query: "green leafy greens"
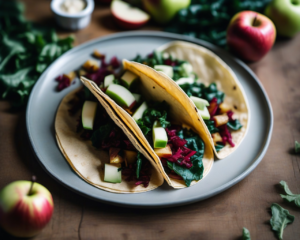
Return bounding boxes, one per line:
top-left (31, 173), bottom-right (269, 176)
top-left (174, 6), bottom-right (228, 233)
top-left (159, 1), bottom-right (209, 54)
top-left (227, 119), bottom-right (243, 131)
top-left (91, 123), bottom-right (114, 148)
top-left (242, 227), bottom-right (251, 240)
top-left (136, 152), bottom-right (142, 178)
top-left (136, 101), bottom-right (171, 137)
top-left (279, 181), bottom-right (300, 207)
top-left (295, 141), bottom-right (300, 153)
top-left (164, 0), bottom-right (272, 47)
top-left (270, 203), bottom-right (295, 240)
top-left (0, 1), bottom-right (73, 107)
top-left (168, 129), bottom-right (204, 187)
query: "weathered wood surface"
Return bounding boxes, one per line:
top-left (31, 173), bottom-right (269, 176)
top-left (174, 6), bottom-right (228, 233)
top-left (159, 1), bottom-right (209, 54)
top-left (0, 0), bottom-right (300, 239)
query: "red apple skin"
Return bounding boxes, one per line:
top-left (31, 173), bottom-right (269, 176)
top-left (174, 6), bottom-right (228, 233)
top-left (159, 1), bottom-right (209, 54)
top-left (0, 181), bottom-right (54, 238)
top-left (227, 11), bottom-right (276, 62)
top-left (112, 11), bottom-right (149, 30)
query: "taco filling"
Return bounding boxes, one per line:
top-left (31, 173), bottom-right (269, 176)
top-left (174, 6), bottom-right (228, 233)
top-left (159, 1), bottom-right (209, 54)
top-left (132, 51), bottom-right (243, 151)
top-left (81, 70), bottom-right (205, 186)
top-left (67, 87), bottom-right (152, 187)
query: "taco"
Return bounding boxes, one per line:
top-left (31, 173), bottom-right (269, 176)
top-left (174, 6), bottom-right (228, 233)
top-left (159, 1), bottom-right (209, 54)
top-left (55, 87), bottom-right (164, 193)
top-left (81, 60), bottom-right (214, 188)
top-left (133, 41), bottom-right (250, 159)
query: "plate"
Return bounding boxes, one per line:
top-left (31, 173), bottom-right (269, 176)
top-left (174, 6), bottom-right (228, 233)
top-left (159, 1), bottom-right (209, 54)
top-left (26, 31), bottom-right (273, 208)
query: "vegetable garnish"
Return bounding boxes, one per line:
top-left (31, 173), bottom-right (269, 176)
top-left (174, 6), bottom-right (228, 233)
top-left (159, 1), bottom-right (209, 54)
top-left (163, 0), bottom-right (272, 47)
top-left (270, 203), bottom-right (294, 240)
top-left (279, 181), bottom-right (300, 207)
top-left (242, 227), bottom-right (251, 240)
top-left (295, 141), bottom-right (300, 153)
top-left (0, 1), bottom-right (73, 107)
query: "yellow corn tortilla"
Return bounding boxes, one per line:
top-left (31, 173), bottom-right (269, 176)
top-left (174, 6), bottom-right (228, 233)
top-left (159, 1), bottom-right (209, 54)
top-left (81, 59), bottom-right (214, 189)
top-left (55, 88), bottom-right (164, 193)
top-left (156, 41), bottom-right (250, 159)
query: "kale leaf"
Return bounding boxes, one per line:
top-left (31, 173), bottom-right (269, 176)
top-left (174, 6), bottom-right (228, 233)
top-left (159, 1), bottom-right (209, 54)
top-left (179, 82), bottom-right (225, 104)
top-left (279, 181), bottom-right (300, 207)
top-left (242, 227), bottom-right (251, 240)
top-left (204, 120), bottom-right (219, 134)
top-left (270, 203), bottom-right (294, 240)
top-left (137, 101), bottom-right (171, 137)
top-left (164, 0), bottom-right (272, 47)
top-left (0, 1), bottom-right (73, 107)
top-left (168, 129), bottom-right (204, 187)
top-left (295, 141), bottom-right (300, 153)
top-left (136, 152), bottom-right (142, 178)
top-left (91, 123), bottom-right (114, 148)
top-left (215, 143), bottom-right (224, 152)
top-left (227, 119), bottom-right (243, 131)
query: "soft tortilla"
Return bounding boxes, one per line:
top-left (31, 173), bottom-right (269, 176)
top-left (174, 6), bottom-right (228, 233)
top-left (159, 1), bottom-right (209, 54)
top-left (55, 88), bottom-right (164, 193)
top-left (156, 41), bottom-right (250, 159)
top-left (81, 60), bottom-right (214, 189)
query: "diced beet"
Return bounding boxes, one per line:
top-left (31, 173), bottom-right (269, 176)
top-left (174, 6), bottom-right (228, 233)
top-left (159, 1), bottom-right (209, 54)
top-left (219, 124), bottom-right (235, 147)
top-left (208, 97), bottom-right (219, 118)
top-left (55, 75), bottom-right (71, 91)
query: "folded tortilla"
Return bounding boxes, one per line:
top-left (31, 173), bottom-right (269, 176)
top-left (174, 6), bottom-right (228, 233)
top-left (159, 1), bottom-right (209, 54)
top-left (55, 88), bottom-right (164, 193)
top-left (81, 60), bottom-right (214, 189)
top-left (156, 41), bottom-right (250, 159)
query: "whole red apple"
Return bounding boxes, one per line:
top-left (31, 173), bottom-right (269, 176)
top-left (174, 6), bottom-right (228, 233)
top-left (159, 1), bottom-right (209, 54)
top-left (227, 11), bottom-right (276, 62)
top-left (0, 178), bottom-right (54, 237)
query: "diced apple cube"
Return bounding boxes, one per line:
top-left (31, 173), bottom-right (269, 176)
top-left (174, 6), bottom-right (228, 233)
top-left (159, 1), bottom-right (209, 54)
top-left (219, 102), bottom-right (232, 114)
top-left (212, 132), bottom-right (222, 145)
top-left (121, 71), bottom-right (139, 89)
top-left (213, 114), bottom-right (229, 127)
top-left (83, 59), bottom-right (99, 72)
top-left (154, 144), bottom-right (172, 158)
top-left (109, 148), bottom-right (124, 164)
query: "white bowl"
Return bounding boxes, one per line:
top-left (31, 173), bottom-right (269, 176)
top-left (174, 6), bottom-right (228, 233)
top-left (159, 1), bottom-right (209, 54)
top-left (51, 0), bottom-right (94, 30)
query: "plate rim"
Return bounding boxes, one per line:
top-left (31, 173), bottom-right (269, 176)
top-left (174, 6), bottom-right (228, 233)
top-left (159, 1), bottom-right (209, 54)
top-left (26, 31), bottom-right (273, 208)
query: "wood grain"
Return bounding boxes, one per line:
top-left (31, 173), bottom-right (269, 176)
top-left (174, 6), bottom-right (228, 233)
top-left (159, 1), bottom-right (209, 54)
top-left (0, 0), bottom-right (300, 239)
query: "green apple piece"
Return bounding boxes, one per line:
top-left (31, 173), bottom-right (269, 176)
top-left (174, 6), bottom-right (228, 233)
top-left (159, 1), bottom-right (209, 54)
top-left (104, 74), bottom-right (115, 88)
top-left (143, 0), bottom-right (191, 24)
top-left (121, 70), bottom-right (139, 89)
top-left (106, 84), bottom-right (136, 108)
top-left (265, 0), bottom-right (300, 37)
top-left (152, 121), bottom-right (168, 148)
top-left (104, 164), bottom-right (122, 183)
top-left (132, 101), bottom-right (148, 121)
top-left (154, 65), bottom-right (174, 78)
top-left (133, 93), bottom-right (141, 103)
top-left (82, 101), bottom-right (97, 130)
top-left (176, 77), bottom-right (195, 85)
top-left (190, 96), bottom-right (209, 110)
top-left (198, 106), bottom-right (210, 120)
top-left (180, 62), bottom-right (193, 77)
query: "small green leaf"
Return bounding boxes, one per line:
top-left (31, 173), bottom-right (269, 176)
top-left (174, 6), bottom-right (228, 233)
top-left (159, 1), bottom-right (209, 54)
top-left (279, 181), bottom-right (300, 207)
top-left (90, 123), bottom-right (114, 148)
top-left (295, 141), bottom-right (300, 153)
top-left (227, 119), bottom-right (243, 131)
top-left (270, 203), bottom-right (294, 240)
top-left (242, 227), bottom-right (251, 240)
top-left (136, 152), bottom-right (142, 178)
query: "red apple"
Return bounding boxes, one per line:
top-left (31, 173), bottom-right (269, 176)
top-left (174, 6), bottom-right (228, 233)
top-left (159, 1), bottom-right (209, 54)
top-left (0, 178), bottom-right (54, 237)
top-left (111, 0), bottom-right (150, 29)
top-left (227, 11), bottom-right (276, 62)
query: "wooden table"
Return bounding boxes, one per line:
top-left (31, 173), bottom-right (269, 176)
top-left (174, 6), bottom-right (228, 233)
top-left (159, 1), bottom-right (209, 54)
top-left (1, 1), bottom-right (300, 239)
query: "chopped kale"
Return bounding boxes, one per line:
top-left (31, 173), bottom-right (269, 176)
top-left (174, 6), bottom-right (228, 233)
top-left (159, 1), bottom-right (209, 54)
top-left (227, 119), bottom-right (243, 131)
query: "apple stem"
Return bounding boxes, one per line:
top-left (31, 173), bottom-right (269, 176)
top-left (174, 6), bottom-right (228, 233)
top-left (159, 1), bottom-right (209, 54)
top-left (28, 175), bottom-right (37, 196)
top-left (253, 15), bottom-right (257, 26)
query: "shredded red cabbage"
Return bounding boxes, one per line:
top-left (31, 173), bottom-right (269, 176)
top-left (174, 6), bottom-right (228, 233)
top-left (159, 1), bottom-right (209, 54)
top-left (219, 124), bottom-right (235, 147)
top-left (164, 127), bottom-right (196, 169)
top-left (208, 97), bottom-right (219, 118)
top-left (227, 110), bottom-right (234, 121)
top-left (56, 75), bottom-right (72, 91)
top-left (122, 161), bottom-right (151, 187)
